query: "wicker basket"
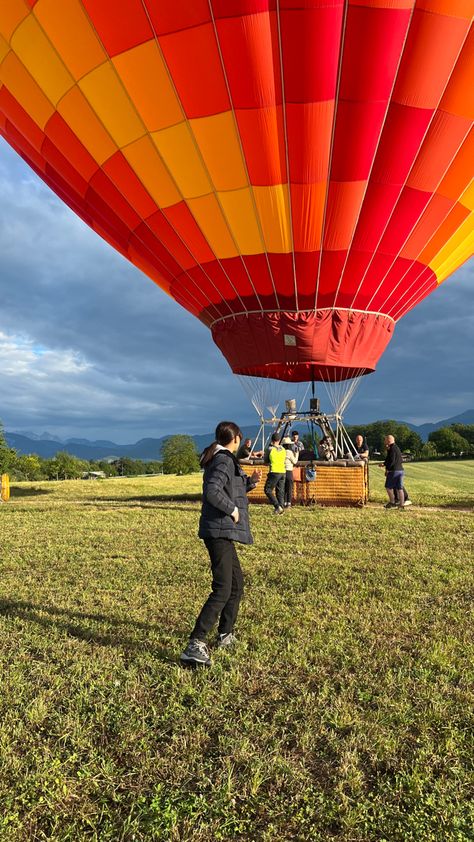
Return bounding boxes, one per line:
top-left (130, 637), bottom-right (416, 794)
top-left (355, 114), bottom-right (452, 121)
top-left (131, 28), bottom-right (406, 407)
top-left (243, 465), bottom-right (270, 504)
top-left (309, 463), bottom-right (367, 506)
top-left (241, 462), bottom-right (368, 507)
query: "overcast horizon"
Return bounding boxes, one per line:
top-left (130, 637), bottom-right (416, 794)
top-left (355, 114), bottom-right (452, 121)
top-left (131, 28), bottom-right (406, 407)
top-left (1, 140), bottom-right (473, 445)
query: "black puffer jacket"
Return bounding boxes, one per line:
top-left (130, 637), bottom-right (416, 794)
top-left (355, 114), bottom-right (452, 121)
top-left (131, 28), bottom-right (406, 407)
top-left (384, 443), bottom-right (403, 472)
top-left (198, 449), bottom-right (256, 544)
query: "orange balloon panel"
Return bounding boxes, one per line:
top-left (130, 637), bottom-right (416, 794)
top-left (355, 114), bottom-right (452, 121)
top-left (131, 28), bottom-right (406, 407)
top-left (0, 0), bottom-right (473, 382)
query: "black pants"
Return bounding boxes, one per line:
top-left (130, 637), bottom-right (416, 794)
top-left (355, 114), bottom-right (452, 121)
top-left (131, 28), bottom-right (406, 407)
top-left (284, 470), bottom-right (294, 505)
top-left (264, 472), bottom-right (285, 509)
top-left (191, 537), bottom-right (244, 641)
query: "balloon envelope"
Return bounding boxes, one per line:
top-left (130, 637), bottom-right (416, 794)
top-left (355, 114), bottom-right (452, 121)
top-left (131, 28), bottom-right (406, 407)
top-left (1, 0), bottom-right (473, 381)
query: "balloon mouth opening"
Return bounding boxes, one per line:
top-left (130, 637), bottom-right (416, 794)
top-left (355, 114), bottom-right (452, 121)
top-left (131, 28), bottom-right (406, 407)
top-left (231, 363), bottom-right (374, 383)
top-left (211, 308), bottom-right (394, 384)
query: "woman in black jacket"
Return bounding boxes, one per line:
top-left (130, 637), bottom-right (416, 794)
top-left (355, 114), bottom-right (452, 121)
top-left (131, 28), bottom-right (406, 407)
top-left (180, 421), bottom-right (261, 668)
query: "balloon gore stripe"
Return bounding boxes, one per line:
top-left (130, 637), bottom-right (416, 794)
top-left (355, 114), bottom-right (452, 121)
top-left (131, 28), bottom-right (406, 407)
top-left (0, 0), bottom-right (472, 383)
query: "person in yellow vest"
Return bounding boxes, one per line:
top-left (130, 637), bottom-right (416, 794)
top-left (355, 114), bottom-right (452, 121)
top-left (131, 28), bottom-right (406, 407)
top-left (264, 432), bottom-right (286, 514)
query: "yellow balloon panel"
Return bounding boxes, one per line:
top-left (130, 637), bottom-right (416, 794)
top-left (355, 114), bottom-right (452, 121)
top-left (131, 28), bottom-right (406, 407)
top-left (34, 0), bottom-right (106, 81)
top-left (152, 123), bottom-right (212, 200)
top-left (112, 40), bottom-right (182, 133)
top-left (0, 0), bottom-right (28, 43)
top-left (79, 61), bottom-right (145, 148)
top-left (460, 180), bottom-right (474, 212)
top-left (431, 214), bottom-right (474, 278)
top-left (57, 85), bottom-right (117, 164)
top-left (0, 35), bottom-right (9, 64)
top-left (1, 50), bottom-right (54, 129)
top-left (190, 112), bottom-right (248, 192)
top-left (11, 15), bottom-right (73, 105)
top-left (218, 188), bottom-right (264, 255)
top-left (123, 135), bottom-right (181, 208)
top-left (253, 185), bottom-right (292, 254)
top-left (187, 194), bottom-right (239, 259)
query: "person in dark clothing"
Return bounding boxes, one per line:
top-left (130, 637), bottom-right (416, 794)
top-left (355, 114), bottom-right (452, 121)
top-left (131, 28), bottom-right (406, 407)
top-left (237, 438), bottom-right (263, 460)
top-left (396, 484), bottom-right (412, 507)
top-left (379, 435), bottom-right (406, 508)
top-left (354, 434), bottom-right (369, 459)
top-left (180, 421), bottom-right (261, 668)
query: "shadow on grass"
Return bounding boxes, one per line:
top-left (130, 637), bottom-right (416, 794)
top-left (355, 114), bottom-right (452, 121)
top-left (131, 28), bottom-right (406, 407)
top-left (81, 494), bottom-right (201, 509)
top-left (433, 500), bottom-right (474, 510)
top-left (368, 499), bottom-right (474, 511)
top-left (0, 598), bottom-right (180, 663)
top-left (9, 487), bottom-right (52, 498)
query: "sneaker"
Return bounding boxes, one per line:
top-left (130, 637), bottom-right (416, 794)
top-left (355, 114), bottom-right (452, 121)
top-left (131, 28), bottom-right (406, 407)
top-left (217, 632), bottom-right (238, 649)
top-left (384, 502), bottom-right (398, 509)
top-left (180, 638), bottom-right (211, 668)
top-left (401, 499), bottom-right (413, 507)
top-left (273, 506), bottom-right (284, 515)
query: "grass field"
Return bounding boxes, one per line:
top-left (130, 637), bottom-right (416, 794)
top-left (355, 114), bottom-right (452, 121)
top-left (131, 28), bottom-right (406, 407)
top-left (0, 462), bottom-right (473, 841)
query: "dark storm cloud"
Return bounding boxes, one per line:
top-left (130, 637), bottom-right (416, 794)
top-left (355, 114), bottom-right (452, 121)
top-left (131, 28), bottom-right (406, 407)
top-left (347, 263), bottom-right (474, 426)
top-left (0, 141), bottom-right (246, 440)
top-left (0, 140), bottom-right (473, 440)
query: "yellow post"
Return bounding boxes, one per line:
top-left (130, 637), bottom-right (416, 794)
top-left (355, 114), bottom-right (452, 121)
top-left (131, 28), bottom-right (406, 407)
top-left (1, 474), bottom-right (10, 502)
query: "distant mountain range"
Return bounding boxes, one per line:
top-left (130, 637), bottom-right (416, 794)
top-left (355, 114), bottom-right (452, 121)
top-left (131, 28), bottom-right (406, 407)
top-left (4, 410), bottom-right (474, 460)
top-left (4, 429), bottom-right (262, 461)
top-left (401, 410), bottom-right (474, 440)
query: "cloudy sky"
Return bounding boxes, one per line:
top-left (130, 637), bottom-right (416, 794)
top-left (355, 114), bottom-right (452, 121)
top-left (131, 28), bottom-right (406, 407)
top-left (1, 139), bottom-right (473, 443)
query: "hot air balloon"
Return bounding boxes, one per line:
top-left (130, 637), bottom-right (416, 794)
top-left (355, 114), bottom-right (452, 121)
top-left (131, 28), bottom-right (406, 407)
top-left (0, 1), bottom-right (473, 414)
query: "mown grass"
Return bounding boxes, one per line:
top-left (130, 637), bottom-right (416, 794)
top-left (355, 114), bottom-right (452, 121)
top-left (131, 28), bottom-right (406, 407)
top-left (0, 465), bottom-right (473, 841)
top-left (368, 459), bottom-right (474, 508)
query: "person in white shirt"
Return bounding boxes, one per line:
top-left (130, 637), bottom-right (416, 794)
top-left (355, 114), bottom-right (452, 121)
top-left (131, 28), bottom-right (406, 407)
top-left (291, 430), bottom-right (304, 454)
top-left (282, 436), bottom-right (299, 508)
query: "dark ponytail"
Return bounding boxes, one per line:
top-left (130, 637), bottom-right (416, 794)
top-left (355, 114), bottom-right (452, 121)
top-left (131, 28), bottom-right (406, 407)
top-left (200, 421), bottom-right (243, 467)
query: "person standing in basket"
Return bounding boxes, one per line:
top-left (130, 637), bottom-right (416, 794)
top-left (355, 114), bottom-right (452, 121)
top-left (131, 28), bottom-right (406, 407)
top-left (264, 432), bottom-right (286, 514)
top-left (282, 436), bottom-right (298, 508)
top-left (180, 421), bottom-right (261, 669)
top-left (236, 437), bottom-right (263, 460)
top-left (291, 430), bottom-right (304, 454)
top-left (353, 434), bottom-right (369, 459)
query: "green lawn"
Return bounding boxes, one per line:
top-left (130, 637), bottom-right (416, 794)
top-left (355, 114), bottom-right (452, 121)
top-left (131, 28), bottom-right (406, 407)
top-left (368, 459), bottom-right (474, 508)
top-left (0, 466), bottom-right (473, 840)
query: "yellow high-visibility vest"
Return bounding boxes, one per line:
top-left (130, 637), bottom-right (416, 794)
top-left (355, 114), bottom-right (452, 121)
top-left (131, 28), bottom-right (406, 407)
top-left (269, 446), bottom-right (286, 473)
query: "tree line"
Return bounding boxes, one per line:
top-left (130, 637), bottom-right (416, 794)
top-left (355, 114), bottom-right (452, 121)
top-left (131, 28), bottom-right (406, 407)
top-left (0, 428), bottom-right (200, 480)
top-left (1, 422), bottom-right (474, 481)
top-left (343, 421), bottom-right (474, 458)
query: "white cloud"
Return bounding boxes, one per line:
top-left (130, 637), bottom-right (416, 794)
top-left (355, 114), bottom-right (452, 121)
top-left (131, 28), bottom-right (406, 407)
top-left (0, 332), bottom-right (91, 377)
